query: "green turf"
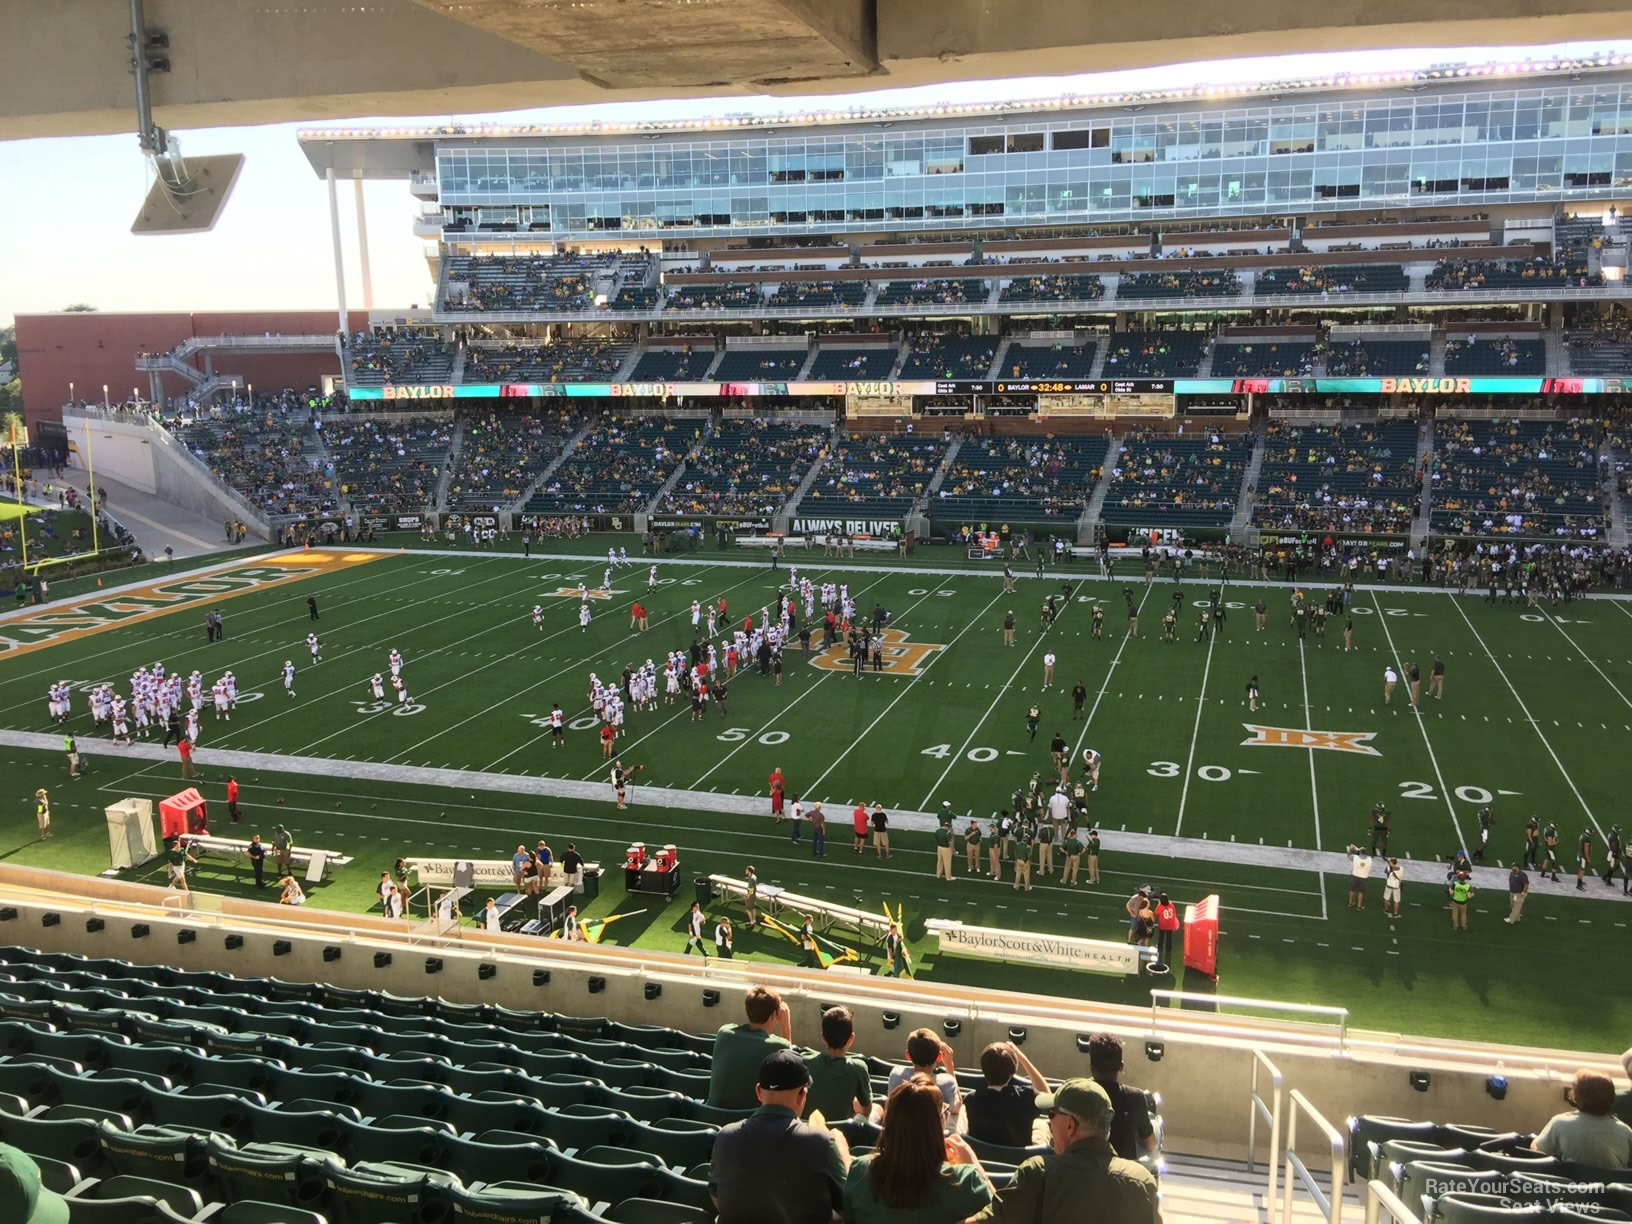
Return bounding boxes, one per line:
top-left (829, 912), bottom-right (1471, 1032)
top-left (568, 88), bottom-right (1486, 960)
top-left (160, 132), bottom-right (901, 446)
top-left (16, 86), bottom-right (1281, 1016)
top-left (3, 540), bottom-right (1630, 1053)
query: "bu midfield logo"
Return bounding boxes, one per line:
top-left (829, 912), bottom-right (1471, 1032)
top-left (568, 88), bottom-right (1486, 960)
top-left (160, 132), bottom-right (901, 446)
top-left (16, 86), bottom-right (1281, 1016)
top-left (810, 628), bottom-right (946, 677)
top-left (544, 587), bottom-right (615, 600)
top-left (1241, 724), bottom-right (1381, 756)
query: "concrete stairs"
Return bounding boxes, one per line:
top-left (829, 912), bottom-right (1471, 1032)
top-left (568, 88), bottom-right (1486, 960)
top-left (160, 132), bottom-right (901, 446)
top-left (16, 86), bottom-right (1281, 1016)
top-left (1089, 340), bottom-right (1110, 380)
top-left (988, 337), bottom-right (1015, 381)
top-left (433, 419), bottom-right (464, 510)
top-left (1229, 429), bottom-right (1266, 539)
top-left (1542, 315), bottom-right (1569, 377)
top-left (1604, 441), bottom-right (1628, 549)
top-left (644, 418), bottom-right (715, 514)
top-left (1428, 330), bottom-right (1448, 378)
top-left (509, 420), bottom-right (593, 512)
top-left (1159, 1150), bottom-right (1359, 1224)
top-left (611, 345), bottom-right (643, 382)
top-left (449, 345), bottom-right (468, 386)
top-left (1413, 418), bottom-right (1436, 547)
top-left (794, 344), bottom-right (820, 381)
top-left (1084, 427), bottom-right (1123, 531)
top-left (783, 423), bottom-right (841, 516)
top-left (1407, 264), bottom-right (1430, 296)
top-left (925, 436), bottom-right (964, 500)
top-left (1196, 341), bottom-right (1217, 379)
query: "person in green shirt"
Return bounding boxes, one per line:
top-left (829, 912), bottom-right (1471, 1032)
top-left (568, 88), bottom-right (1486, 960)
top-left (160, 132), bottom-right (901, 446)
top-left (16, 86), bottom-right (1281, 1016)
top-left (1011, 829), bottom-right (1033, 891)
top-left (1086, 829), bottom-right (1101, 885)
top-left (707, 985), bottom-right (794, 1110)
top-left (933, 824), bottom-right (954, 880)
top-left (1062, 832), bottom-right (1084, 886)
top-left (844, 1075), bottom-right (994, 1223)
top-left (744, 864), bottom-right (759, 927)
top-left (164, 837), bottom-right (197, 891)
top-left (986, 821), bottom-right (1003, 879)
top-left (1035, 821), bottom-right (1055, 876)
top-left (803, 1005), bottom-right (873, 1122)
top-left (963, 820), bottom-right (984, 873)
top-left (1447, 872), bottom-right (1474, 930)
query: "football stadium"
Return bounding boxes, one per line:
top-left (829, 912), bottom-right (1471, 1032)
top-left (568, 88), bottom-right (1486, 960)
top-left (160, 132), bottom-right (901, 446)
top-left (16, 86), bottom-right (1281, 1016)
top-left (2, 19), bottom-right (1632, 1223)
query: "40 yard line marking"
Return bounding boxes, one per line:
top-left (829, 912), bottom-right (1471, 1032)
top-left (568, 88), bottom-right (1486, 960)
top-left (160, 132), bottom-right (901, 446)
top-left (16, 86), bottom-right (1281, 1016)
top-left (1447, 593), bottom-right (1608, 846)
top-left (1374, 589), bottom-right (1468, 854)
top-left (1174, 579), bottom-right (1223, 839)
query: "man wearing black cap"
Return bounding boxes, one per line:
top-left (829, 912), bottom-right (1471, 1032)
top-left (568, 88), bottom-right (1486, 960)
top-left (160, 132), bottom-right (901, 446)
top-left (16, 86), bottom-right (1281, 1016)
top-left (710, 1048), bottom-right (851, 1224)
top-left (973, 1078), bottom-right (1159, 1223)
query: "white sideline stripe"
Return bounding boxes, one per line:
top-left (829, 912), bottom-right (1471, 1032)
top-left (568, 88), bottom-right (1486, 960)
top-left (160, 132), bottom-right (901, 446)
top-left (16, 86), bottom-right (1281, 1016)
top-left (7, 725), bottom-right (1629, 907)
top-left (1446, 593), bottom-right (1609, 847)
top-left (1372, 588), bottom-right (1468, 855)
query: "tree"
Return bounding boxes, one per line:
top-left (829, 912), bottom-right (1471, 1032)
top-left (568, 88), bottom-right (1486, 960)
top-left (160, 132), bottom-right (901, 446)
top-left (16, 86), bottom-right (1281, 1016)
top-left (0, 325), bottom-right (15, 368)
top-left (62, 304), bottom-right (97, 313)
top-left (0, 383), bottom-right (18, 422)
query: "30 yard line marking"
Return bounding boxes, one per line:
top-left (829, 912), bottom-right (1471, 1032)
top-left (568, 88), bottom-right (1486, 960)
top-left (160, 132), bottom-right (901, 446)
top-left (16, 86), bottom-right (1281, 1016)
top-left (1373, 590), bottom-right (1467, 853)
top-left (1447, 593), bottom-right (1608, 846)
top-left (1174, 580), bottom-right (1224, 839)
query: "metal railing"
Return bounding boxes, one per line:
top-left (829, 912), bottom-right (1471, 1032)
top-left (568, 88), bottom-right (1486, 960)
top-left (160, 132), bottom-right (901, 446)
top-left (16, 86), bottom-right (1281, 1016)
top-left (1282, 1089), bottom-right (1347, 1224)
top-left (1248, 1048), bottom-right (1286, 1217)
top-left (1150, 990), bottom-right (1350, 1054)
top-left (1363, 1179), bottom-right (1424, 1224)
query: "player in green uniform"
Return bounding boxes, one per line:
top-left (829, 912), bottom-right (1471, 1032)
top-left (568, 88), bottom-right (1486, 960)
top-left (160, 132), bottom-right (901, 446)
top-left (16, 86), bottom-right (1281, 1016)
top-left (1091, 605), bottom-right (1105, 639)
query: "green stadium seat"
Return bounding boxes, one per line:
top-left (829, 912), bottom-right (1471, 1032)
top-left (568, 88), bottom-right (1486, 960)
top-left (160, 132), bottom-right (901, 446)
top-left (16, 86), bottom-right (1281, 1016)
top-left (1432, 1192), bottom-right (1547, 1222)
top-left (12, 1052), bottom-right (88, 1078)
top-left (437, 1063), bottom-right (527, 1098)
top-left (265, 979), bottom-right (321, 1005)
top-left (1350, 1116), bottom-right (1443, 1180)
top-left (652, 1068), bottom-right (710, 1097)
top-left (338, 1118), bottom-right (450, 1166)
top-left (580, 1145), bottom-right (659, 1168)
top-left (135, 1087), bottom-right (249, 1139)
top-left (90, 1068), bottom-right (174, 1094)
top-left (830, 1119), bottom-right (882, 1151)
top-left (375, 992), bottom-right (431, 1020)
top-left (682, 1102), bottom-right (754, 1127)
top-left (235, 1102), bottom-right (348, 1153)
top-left (1467, 1150), bottom-right (1564, 1178)
top-left (604, 1199), bottom-right (714, 1224)
top-left (63, 1195), bottom-right (181, 1222)
top-left (544, 1150), bottom-right (661, 1208)
top-left (644, 1166), bottom-right (715, 1215)
top-left (448, 1182), bottom-right (595, 1224)
top-left (104, 1046), bottom-right (190, 1085)
top-left (180, 1085), bottom-right (265, 1108)
top-left (71, 1173), bottom-right (206, 1217)
top-left (33, 1152), bottom-right (84, 1195)
top-left (606, 1088), bottom-right (689, 1123)
top-left (346, 1081), bottom-right (455, 1123)
top-left (624, 1118), bottom-right (717, 1170)
top-left (366, 1029), bottom-right (449, 1059)
top-left (0, 997), bottom-right (60, 1027)
top-left (0, 1059), bottom-right (58, 1104)
top-left (281, 1100), bottom-right (363, 1123)
top-left (127, 1016), bottom-right (217, 1048)
top-left (321, 1163), bottom-right (446, 1224)
top-left (269, 1068), bottom-right (363, 1107)
top-left (0, 1089), bottom-right (33, 1117)
top-left (439, 1093), bottom-right (551, 1137)
top-left (358, 1054), bottom-right (450, 1083)
top-left (1398, 1161), bottom-right (1507, 1208)
top-left (1553, 1211), bottom-right (1631, 1223)
top-left (554, 1017), bottom-right (608, 1040)
top-left (206, 1138), bottom-right (336, 1210)
top-left (217, 1202), bottom-right (330, 1224)
top-left (593, 1060), bottom-right (659, 1090)
top-left (96, 1123), bottom-right (211, 1187)
top-left (0, 1110), bottom-right (106, 1169)
top-left (437, 1132), bottom-right (555, 1186)
top-left (1381, 1140), bottom-right (1468, 1172)
top-left (604, 1023), bottom-right (685, 1050)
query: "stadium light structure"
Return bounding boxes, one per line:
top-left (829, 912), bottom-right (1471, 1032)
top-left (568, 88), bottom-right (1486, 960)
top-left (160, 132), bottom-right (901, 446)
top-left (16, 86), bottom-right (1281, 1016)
top-left (126, 0), bottom-right (242, 236)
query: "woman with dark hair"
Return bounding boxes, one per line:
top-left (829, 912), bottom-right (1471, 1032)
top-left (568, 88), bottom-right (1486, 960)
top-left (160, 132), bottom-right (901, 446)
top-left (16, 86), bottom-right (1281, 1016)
top-left (843, 1075), bottom-right (994, 1222)
top-left (1532, 1069), bottom-right (1632, 1168)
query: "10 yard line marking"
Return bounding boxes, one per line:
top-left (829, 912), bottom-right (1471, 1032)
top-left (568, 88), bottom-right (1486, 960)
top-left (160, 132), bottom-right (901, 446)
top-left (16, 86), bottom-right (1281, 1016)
top-left (1173, 580), bottom-right (1223, 839)
top-left (1537, 606), bottom-right (1632, 711)
top-left (1447, 593), bottom-right (1608, 846)
top-left (1373, 589), bottom-right (1468, 853)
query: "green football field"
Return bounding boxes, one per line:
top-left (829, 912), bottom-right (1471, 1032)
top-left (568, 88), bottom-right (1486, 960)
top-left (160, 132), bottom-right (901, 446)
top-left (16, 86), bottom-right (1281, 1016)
top-left (2, 535), bottom-right (1630, 1054)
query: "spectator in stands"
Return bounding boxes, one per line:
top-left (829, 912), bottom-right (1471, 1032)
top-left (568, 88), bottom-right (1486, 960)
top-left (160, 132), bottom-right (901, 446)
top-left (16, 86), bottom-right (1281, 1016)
top-left (1086, 1032), bottom-right (1157, 1160)
top-left (965, 1040), bottom-right (1050, 1148)
top-left (1532, 1069), bottom-right (1632, 1168)
top-left (844, 1075), bottom-right (996, 1222)
top-left (1618, 1047), bottom-right (1632, 1128)
top-left (879, 1028), bottom-right (961, 1134)
top-left (709, 1048), bottom-right (850, 1224)
top-left (972, 1079), bottom-right (1160, 1223)
top-left (707, 985), bottom-right (794, 1109)
top-left (802, 1004), bottom-right (873, 1121)
top-left (0, 1141), bottom-right (70, 1223)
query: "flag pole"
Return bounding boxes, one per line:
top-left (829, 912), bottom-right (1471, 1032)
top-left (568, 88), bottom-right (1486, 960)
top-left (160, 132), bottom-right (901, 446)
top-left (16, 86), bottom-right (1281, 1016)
top-left (8, 419), bottom-right (28, 574)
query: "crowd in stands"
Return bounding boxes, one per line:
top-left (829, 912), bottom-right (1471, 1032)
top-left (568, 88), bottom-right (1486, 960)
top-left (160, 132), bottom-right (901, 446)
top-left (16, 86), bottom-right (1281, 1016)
top-left (936, 434), bottom-right (1107, 517)
top-left (347, 327), bottom-right (456, 385)
top-left (1210, 342), bottom-right (1316, 378)
top-left (443, 408), bottom-right (576, 509)
top-left (1103, 331), bottom-right (1207, 378)
top-left (806, 432), bottom-right (947, 509)
top-left (712, 349), bottom-right (807, 380)
top-left (998, 274), bottom-right (1106, 304)
top-left (174, 412), bottom-right (331, 516)
top-left (665, 284), bottom-right (763, 311)
top-left (1117, 269), bottom-right (1241, 299)
top-left (1325, 339), bottom-right (1430, 377)
top-left (330, 416), bottom-right (452, 514)
top-left (766, 281), bottom-right (869, 310)
top-left (611, 286), bottom-right (659, 311)
top-left (876, 279), bottom-right (989, 308)
top-left (442, 253), bottom-right (622, 312)
top-left (808, 347), bottom-right (897, 379)
top-left (464, 340), bottom-right (626, 383)
top-left (1253, 419), bottom-right (1419, 534)
top-left (1431, 416), bottom-right (1607, 538)
top-left (1257, 264), bottom-right (1408, 295)
top-left (899, 333), bottom-right (997, 379)
top-left (1002, 342), bottom-right (1099, 379)
top-left (526, 415), bottom-right (694, 515)
top-left (1425, 255), bottom-right (1599, 291)
top-left (657, 421), bottom-right (828, 517)
top-left (1107, 427), bottom-right (1249, 525)
top-left (1443, 336), bottom-right (1545, 375)
top-left (628, 347), bottom-right (718, 381)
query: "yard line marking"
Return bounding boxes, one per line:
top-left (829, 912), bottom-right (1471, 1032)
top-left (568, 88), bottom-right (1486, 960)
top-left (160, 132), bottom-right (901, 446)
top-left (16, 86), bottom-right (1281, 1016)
top-left (1174, 581), bottom-right (1224, 839)
top-left (1447, 594), bottom-right (1608, 847)
top-left (807, 586), bottom-right (1006, 800)
top-left (1535, 606), bottom-right (1632, 711)
top-left (1296, 634), bottom-right (1329, 921)
top-left (1067, 585), bottom-right (1155, 802)
top-left (1373, 590), bottom-right (1467, 853)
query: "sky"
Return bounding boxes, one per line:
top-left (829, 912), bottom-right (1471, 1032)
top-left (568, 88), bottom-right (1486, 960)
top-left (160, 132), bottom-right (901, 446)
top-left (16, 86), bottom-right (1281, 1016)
top-left (2, 40), bottom-right (1628, 327)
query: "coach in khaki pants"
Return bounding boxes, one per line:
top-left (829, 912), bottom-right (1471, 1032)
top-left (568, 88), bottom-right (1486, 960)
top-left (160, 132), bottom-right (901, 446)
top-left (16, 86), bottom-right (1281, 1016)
top-left (934, 824), bottom-right (955, 880)
top-left (1505, 864), bottom-right (1530, 924)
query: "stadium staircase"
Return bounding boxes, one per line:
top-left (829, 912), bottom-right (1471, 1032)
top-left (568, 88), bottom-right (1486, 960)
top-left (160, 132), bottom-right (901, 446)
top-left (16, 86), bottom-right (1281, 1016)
top-left (1229, 430), bottom-right (1265, 540)
top-left (1088, 340), bottom-right (1110, 379)
top-left (510, 419), bottom-right (593, 512)
top-left (782, 422), bottom-right (841, 516)
top-left (1083, 427), bottom-right (1122, 530)
top-left (433, 418), bottom-right (465, 510)
top-left (1407, 264), bottom-right (1430, 296)
top-left (1195, 339), bottom-right (1217, 379)
top-left (610, 345), bottom-right (643, 382)
top-left (1427, 329), bottom-right (1448, 377)
top-left (644, 418), bottom-right (715, 513)
top-left (1542, 315), bottom-right (1569, 377)
top-left (925, 435), bottom-right (963, 498)
top-left (1159, 1151), bottom-right (1359, 1223)
top-left (1413, 420), bottom-right (1436, 547)
top-left (1604, 438), bottom-right (1629, 549)
top-left (794, 347), bottom-right (820, 380)
top-left (988, 336), bottom-right (1015, 379)
top-left (449, 344), bottom-right (468, 386)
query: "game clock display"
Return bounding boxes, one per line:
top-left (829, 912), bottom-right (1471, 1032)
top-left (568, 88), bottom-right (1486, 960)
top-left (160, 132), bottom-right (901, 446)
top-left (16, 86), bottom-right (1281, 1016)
top-left (990, 379), bottom-right (1174, 395)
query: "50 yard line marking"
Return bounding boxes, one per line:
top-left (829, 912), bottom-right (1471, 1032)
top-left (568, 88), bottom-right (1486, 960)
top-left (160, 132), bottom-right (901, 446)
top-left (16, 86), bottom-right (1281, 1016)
top-left (1448, 593), bottom-right (1607, 845)
top-left (1173, 580), bottom-right (1223, 840)
top-left (1373, 589), bottom-right (1467, 854)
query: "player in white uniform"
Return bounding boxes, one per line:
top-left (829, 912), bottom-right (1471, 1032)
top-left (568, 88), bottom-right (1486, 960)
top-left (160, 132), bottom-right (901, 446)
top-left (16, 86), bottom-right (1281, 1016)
top-left (618, 547), bottom-right (628, 567)
top-left (184, 708), bottom-right (200, 744)
top-left (665, 662), bottom-right (680, 703)
top-left (282, 661), bottom-right (297, 697)
top-left (307, 633), bottom-right (322, 663)
top-left (608, 548), bottom-right (617, 569)
top-left (690, 600), bottom-right (701, 629)
top-left (579, 601), bottom-right (591, 631)
top-left (706, 607), bottom-right (717, 638)
top-left (224, 672), bottom-right (238, 709)
top-left (389, 650), bottom-right (403, 678)
top-left (369, 673), bottom-right (385, 700)
top-left (602, 567), bottom-right (612, 592)
top-left (391, 675), bottom-right (412, 705)
top-left (531, 605), bottom-right (544, 630)
top-left (548, 704), bottom-right (564, 746)
top-left (212, 682), bottom-right (231, 720)
top-left (1080, 748), bottom-right (1102, 791)
top-left (132, 690), bottom-right (151, 738)
top-left (648, 565), bottom-right (658, 590)
top-left (110, 697), bottom-right (130, 745)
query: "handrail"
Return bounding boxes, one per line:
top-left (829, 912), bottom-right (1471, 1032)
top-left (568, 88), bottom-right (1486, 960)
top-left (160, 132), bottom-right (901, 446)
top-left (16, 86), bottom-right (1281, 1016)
top-left (1151, 990), bottom-right (1349, 1054)
top-left (1282, 1088), bottom-right (1347, 1224)
top-left (1363, 1179), bottom-right (1423, 1224)
top-left (1248, 1048), bottom-right (1285, 1216)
